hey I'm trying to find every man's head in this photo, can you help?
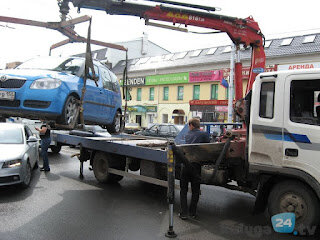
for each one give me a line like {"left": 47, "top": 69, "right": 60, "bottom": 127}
{"left": 188, "top": 118, "right": 200, "bottom": 130}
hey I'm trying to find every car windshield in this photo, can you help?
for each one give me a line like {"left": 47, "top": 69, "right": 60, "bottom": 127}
{"left": 0, "top": 126, "right": 23, "bottom": 144}
{"left": 17, "top": 57, "right": 84, "bottom": 75}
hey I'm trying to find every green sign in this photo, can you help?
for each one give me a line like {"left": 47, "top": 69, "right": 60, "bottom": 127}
{"left": 146, "top": 106, "right": 157, "bottom": 112}
{"left": 146, "top": 73, "right": 189, "bottom": 85}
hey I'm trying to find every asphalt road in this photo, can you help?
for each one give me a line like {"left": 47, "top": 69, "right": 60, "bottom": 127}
{"left": 0, "top": 147, "right": 316, "bottom": 240}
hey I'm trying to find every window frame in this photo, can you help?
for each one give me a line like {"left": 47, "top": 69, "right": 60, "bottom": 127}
{"left": 149, "top": 87, "right": 155, "bottom": 101}
{"left": 259, "top": 82, "right": 275, "bottom": 119}
{"left": 193, "top": 85, "right": 200, "bottom": 100}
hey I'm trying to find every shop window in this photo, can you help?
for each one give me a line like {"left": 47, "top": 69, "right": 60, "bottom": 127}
{"left": 193, "top": 85, "right": 200, "bottom": 100}
{"left": 137, "top": 88, "right": 142, "bottom": 101}
{"left": 290, "top": 79, "right": 320, "bottom": 125}
{"left": 177, "top": 86, "right": 184, "bottom": 100}
{"left": 148, "top": 114, "right": 155, "bottom": 124}
{"left": 149, "top": 87, "right": 154, "bottom": 101}
{"left": 259, "top": 82, "right": 275, "bottom": 119}
{"left": 163, "top": 86, "right": 169, "bottom": 100}
{"left": 211, "top": 84, "right": 218, "bottom": 100}
{"left": 162, "top": 114, "right": 168, "bottom": 123}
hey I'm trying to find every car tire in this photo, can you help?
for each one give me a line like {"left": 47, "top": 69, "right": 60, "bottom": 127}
{"left": 58, "top": 95, "right": 79, "bottom": 125}
{"left": 268, "top": 180, "right": 320, "bottom": 236}
{"left": 21, "top": 161, "right": 32, "bottom": 188}
{"left": 106, "top": 110, "right": 122, "bottom": 134}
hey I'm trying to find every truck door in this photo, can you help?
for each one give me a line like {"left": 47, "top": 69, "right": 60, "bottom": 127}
{"left": 249, "top": 75, "right": 284, "bottom": 167}
{"left": 282, "top": 73, "right": 320, "bottom": 179}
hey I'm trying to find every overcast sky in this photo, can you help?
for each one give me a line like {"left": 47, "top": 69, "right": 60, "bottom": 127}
{"left": 0, "top": 0, "right": 320, "bottom": 68}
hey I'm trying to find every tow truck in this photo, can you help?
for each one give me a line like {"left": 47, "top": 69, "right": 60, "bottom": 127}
{"left": 12, "top": 0, "right": 320, "bottom": 237}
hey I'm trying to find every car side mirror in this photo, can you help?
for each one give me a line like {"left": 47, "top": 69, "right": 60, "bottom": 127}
{"left": 27, "top": 136, "right": 38, "bottom": 143}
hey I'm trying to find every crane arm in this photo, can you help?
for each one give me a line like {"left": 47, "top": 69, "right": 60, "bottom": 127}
{"left": 66, "top": 0, "right": 266, "bottom": 99}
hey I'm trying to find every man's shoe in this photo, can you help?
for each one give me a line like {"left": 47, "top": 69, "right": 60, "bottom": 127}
{"left": 40, "top": 167, "right": 50, "bottom": 172}
{"left": 179, "top": 213, "right": 188, "bottom": 220}
{"left": 189, "top": 214, "right": 197, "bottom": 219}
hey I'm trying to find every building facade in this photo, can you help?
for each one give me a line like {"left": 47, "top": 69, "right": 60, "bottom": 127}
{"left": 112, "top": 33, "right": 320, "bottom": 128}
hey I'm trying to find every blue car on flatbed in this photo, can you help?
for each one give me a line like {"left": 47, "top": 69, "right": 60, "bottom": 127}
{"left": 0, "top": 56, "right": 122, "bottom": 133}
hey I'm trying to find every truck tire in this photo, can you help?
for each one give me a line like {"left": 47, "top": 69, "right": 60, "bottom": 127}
{"left": 268, "top": 180, "right": 320, "bottom": 235}
{"left": 93, "top": 152, "right": 124, "bottom": 183}
{"left": 50, "top": 144, "right": 62, "bottom": 154}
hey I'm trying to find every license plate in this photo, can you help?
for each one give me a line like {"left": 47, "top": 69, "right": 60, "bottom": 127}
{"left": 0, "top": 91, "right": 15, "bottom": 100}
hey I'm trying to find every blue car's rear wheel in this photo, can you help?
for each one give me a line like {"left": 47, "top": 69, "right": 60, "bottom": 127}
{"left": 58, "top": 95, "right": 79, "bottom": 125}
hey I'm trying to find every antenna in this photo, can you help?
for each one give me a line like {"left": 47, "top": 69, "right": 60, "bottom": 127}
{"left": 145, "top": 0, "right": 220, "bottom": 12}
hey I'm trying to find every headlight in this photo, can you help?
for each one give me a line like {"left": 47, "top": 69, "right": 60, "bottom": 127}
{"left": 30, "top": 78, "right": 61, "bottom": 89}
{"left": 2, "top": 159, "right": 22, "bottom": 168}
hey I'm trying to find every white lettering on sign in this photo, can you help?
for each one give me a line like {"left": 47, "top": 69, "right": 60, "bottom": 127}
{"left": 124, "top": 77, "right": 145, "bottom": 86}
{"left": 278, "top": 62, "right": 320, "bottom": 71}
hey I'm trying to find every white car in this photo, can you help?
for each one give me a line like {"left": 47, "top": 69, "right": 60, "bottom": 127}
{"left": 0, "top": 123, "right": 39, "bottom": 187}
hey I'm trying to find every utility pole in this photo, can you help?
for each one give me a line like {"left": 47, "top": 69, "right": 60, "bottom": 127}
{"left": 227, "top": 44, "right": 235, "bottom": 124}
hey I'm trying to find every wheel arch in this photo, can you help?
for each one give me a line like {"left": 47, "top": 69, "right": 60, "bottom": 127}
{"left": 253, "top": 167, "right": 320, "bottom": 213}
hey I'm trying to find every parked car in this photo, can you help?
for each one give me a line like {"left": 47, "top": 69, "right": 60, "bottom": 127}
{"left": 0, "top": 56, "right": 122, "bottom": 133}
{"left": 124, "top": 122, "right": 141, "bottom": 134}
{"left": 135, "top": 123, "right": 183, "bottom": 138}
{"left": 0, "top": 123, "right": 39, "bottom": 187}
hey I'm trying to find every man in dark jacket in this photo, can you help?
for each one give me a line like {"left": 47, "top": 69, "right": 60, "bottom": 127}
{"left": 179, "top": 118, "right": 210, "bottom": 220}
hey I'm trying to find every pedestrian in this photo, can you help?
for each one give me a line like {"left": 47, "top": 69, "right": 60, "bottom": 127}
{"left": 35, "top": 120, "right": 51, "bottom": 172}
{"left": 179, "top": 118, "right": 210, "bottom": 220}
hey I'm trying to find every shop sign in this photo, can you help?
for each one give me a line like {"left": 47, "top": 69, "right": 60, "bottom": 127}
{"left": 189, "top": 100, "right": 229, "bottom": 106}
{"left": 278, "top": 62, "right": 320, "bottom": 71}
{"left": 126, "top": 105, "right": 157, "bottom": 112}
{"left": 223, "top": 65, "right": 277, "bottom": 78}
{"left": 215, "top": 106, "right": 228, "bottom": 112}
{"left": 120, "top": 77, "right": 145, "bottom": 86}
{"left": 189, "top": 70, "right": 223, "bottom": 82}
{"left": 146, "top": 73, "right": 189, "bottom": 85}
{"left": 146, "top": 106, "right": 157, "bottom": 112}
{"left": 127, "top": 106, "right": 146, "bottom": 112}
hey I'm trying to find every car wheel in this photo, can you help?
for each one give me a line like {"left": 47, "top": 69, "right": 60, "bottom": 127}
{"left": 21, "top": 161, "right": 32, "bottom": 188}
{"left": 106, "top": 111, "right": 122, "bottom": 134}
{"left": 58, "top": 95, "right": 79, "bottom": 125}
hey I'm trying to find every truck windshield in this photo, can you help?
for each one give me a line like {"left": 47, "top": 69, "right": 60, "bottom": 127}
{"left": 17, "top": 57, "right": 84, "bottom": 76}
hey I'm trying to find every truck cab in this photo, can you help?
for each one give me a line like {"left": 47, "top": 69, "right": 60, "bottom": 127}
{"left": 249, "top": 69, "right": 320, "bottom": 235}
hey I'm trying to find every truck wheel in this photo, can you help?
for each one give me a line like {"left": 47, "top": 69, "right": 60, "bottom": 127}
{"left": 93, "top": 152, "right": 124, "bottom": 183}
{"left": 50, "top": 144, "right": 62, "bottom": 154}
{"left": 268, "top": 180, "right": 320, "bottom": 235}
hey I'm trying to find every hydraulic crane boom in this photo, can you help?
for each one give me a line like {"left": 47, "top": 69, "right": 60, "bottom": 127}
{"left": 62, "top": 0, "right": 266, "bottom": 101}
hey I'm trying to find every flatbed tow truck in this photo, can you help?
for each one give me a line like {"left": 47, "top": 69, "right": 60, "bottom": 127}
{"left": 2, "top": 0, "right": 320, "bottom": 237}
{"left": 48, "top": 0, "right": 320, "bottom": 237}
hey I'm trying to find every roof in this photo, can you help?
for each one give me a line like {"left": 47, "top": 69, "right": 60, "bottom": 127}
{"left": 112, "top": 33, "right": 320, "bottom": 74}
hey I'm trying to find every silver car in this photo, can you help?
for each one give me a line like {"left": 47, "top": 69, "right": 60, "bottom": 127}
{"left": 0, "top": 123, "right": 39, "bottom": 187}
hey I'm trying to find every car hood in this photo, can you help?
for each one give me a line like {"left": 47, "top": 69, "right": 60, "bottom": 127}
{"left": 0, "top": 69, "right": 79, "bottom": 82}
{"left": 0, "top": 144, "right": 25, "bottom": 161}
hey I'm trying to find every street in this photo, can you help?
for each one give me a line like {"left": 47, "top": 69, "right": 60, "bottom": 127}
{"left": 0, "top": 147, "right": 315, "bottom": 240}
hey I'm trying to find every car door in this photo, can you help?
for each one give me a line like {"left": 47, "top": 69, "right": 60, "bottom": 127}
{"left": 282, "top": 73, "right": 320, "bottom": 179}
{"left": 100, "top": 66, "right": 116, "bottom": 123}
{"left": 24, "top": 126, "right": 37, "bottom": 166}
{"left": 159, "top": 125, "right": 170, "bottom": 138}
{"left": 83, "top": 64, "right": 105, "bottom": 121}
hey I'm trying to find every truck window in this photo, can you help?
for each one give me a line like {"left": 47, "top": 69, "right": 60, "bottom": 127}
{"left": 290, "top": 79, "right": 320, "bottom": 125}
{"left": 259, "top": 82, "right": 275, "bottom": 119}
